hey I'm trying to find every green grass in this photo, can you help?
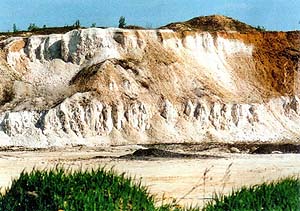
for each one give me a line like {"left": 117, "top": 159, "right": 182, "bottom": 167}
{"left": 0, "top": 167, "right": 158, "bottom": 211}
{"left": 0, "top": 167, "right": 299, "bottom": 211}
{"left": 204, "top": 178, "right": 300, "bottom": 211}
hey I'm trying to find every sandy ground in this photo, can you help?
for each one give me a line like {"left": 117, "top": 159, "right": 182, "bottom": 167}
{"left": 0, "top": 145, "right": 299, "bottom": 208}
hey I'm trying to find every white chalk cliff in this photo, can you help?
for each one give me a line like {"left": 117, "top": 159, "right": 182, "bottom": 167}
{"left": 0, "top": 16, "right": 300, "bottom": 147}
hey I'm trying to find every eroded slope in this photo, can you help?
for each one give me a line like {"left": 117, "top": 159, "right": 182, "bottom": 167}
{"left": 0, "top": 16, "right": 299, "bottom": 147}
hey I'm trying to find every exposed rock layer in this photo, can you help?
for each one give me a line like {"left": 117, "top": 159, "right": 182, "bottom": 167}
{"left": 0, "top": 16, "right": 299, "bottom": 147}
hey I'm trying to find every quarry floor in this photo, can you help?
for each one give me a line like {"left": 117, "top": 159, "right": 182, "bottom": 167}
{"left": 0, "top": 144, "right": 299, "bottom": 208}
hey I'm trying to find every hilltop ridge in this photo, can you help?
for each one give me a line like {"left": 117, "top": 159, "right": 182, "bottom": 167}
{"left": 162, "top": 15, "right": 259, "bottom": 32}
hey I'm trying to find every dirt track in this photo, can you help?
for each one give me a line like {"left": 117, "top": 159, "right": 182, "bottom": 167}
{"left": 0, "top": 145, "right": 299, "bottom": 208}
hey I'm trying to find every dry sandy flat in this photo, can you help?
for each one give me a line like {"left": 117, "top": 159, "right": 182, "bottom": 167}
{"left": 0, "top": 146, "right": 299, "bottom": 208}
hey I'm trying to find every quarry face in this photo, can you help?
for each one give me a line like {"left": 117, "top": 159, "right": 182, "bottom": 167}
{"left": 0, "top": 16, "right": 300, "bottom": 147}
{"left": 0, "top": 15, "right": 299, "bottom": 207}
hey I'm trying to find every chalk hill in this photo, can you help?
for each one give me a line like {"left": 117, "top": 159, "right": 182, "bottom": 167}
{"left": 0, "top": 15, "right": 299, "bottom": 147}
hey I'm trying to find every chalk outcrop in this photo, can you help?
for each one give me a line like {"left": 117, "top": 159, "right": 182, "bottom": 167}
{"left": 0, "top": 16, "right": 299, "bottom": 147}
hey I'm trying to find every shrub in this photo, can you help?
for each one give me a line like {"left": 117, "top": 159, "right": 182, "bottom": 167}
{"left": 28, "top": 23, "right": 39, "bottom": 31}
{"left": 256, "top": 25, "right": 266, "bottom": 31}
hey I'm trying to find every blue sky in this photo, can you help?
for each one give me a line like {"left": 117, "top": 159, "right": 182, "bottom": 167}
{"left": 1, "top": 0, "right": 299, "bottom": 32}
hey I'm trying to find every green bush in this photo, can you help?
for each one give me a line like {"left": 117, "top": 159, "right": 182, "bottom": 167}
{"left": 256, "top": 25, "right": 266, "bottom": 31}
{"left": 28, "top": 23, "right": 39, "bottom": 31}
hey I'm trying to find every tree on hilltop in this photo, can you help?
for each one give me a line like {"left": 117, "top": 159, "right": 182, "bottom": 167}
{"left": 118, "top": 16, "right": 126, "bottom": 28}
{"left": 13, "top": 24, "right": 18, "bottom": 33}
{"left": 74, "top": 20, "right": 81, "bottom": 28}
{"left": 28, "top": 23, "right": 39, "bottom": 31}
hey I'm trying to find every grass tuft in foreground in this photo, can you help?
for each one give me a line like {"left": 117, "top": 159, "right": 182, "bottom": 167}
{"left": 204, "top": 177, "right": 300, "bottom": 211}
{"left": 0, "top": 167, "right": 157, "bottom": 211}
{"left": 0, "top": 167, "right": 299, "bottom": 211}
